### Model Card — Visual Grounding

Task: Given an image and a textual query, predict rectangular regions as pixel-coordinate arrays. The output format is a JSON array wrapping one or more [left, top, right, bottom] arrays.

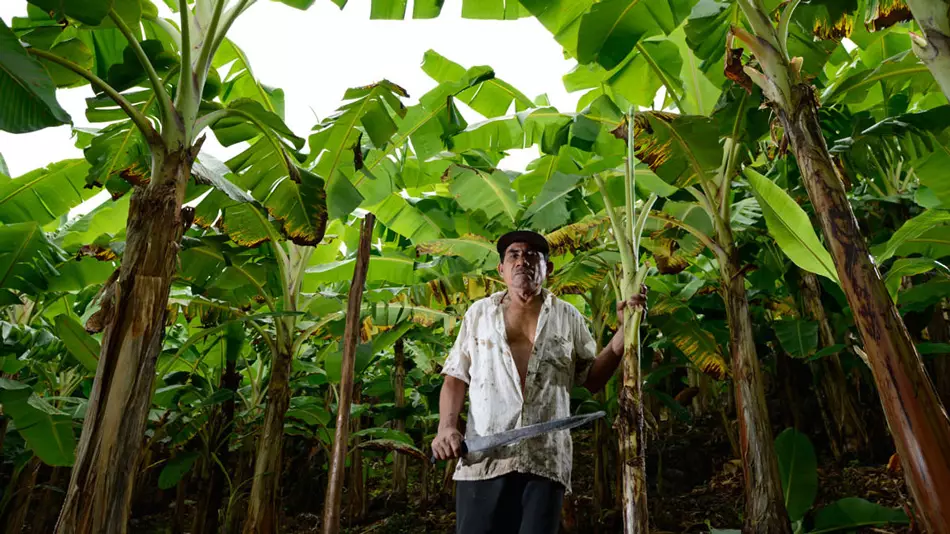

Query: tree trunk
[[1, 456, 40, 534], [171, 476, 188, 534], [592, 389, 611, 520], [347, 384, 366, 524], [928, 302, 950, 407], [392, 338, 407, 500], [721, 251, 791, 534], [242, 337, 294, 534], [55, 145, 196, 534], [617, 280, 648, 534], [800, 271, 869, 460], [906, 0, 950, 101], [30, 466, 67, 534], [194, 356, 240, 534], [225, 447, 253, 534], [778, 83, 950, 531], [322, 214, 375, 534]]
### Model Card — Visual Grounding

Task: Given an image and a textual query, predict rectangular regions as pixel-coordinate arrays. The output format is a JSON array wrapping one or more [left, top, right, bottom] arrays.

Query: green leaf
[[413, 0, 444, 18], [0, 19, 71, 133], [916, 143, 950, 207], [304, 253, 416, 288], [565, 38, 684, 109], [634, 111, 721, 188], [272, 0, 317, 8], [652, 297, 729, 380], [0, 377, 75, 466], [821, 50, 935, 105], [225, 139, 328, 246], [461, 0, 526, 19], [27, 0, 112, 26], [370, 0, 408, 18], [523, 172, 583, 231], [219, 203, 278, 248], [158, 451, 200, 490], [21, 29, 95, 88], [669, 27, 721, 115], [774, 428, 818, 522], [210, 98, 304, 149], [884, 258, 948, 302], [105, 39, 177, 93], [773, 319, 819, 358], [422, 50, 534, 117], [683, 0, 735, 86], [416, 235, 496, 266], [447, 166, 520, 222], [0, 222, 67, 293], [371, 194, 442, 244], [82, 120, 150, 196], [875, 209, 950, 263], [55, 315, 99, 372], [0, 159, 94, 225], [810, 497, 908, 533], [576, 0, 698, 70], [746, 168, 840, 284]]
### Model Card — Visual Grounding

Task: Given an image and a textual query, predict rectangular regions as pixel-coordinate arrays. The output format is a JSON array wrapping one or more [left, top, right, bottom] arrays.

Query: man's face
[[498, 242, 552, 293]]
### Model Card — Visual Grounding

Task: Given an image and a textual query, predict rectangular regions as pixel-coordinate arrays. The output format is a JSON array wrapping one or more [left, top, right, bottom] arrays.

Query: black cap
[[497, 230, 550, 259]]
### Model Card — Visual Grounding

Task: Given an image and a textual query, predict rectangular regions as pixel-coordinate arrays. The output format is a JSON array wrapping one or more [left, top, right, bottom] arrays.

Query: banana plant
[[0, 1, 333, 530], [906, 0, 950, 101], [729, 1, 950, 529]]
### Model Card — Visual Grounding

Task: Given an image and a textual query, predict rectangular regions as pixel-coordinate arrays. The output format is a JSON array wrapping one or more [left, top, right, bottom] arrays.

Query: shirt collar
[[489, 288, 553, 308]]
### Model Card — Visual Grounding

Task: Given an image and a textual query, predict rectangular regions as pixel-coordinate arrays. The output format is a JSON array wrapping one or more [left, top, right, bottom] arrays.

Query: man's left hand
[[609, 285, 648, 356]]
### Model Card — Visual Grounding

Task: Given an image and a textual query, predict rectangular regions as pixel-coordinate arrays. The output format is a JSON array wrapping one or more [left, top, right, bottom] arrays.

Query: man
[[431, 230, 646, 534]]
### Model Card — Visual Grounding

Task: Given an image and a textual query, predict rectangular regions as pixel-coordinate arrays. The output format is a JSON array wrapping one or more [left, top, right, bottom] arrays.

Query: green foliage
[[774, 428, 818, 521], [0, 19, 71, 133], [746, 168, 839, 284], [0, 377, 76, 466]]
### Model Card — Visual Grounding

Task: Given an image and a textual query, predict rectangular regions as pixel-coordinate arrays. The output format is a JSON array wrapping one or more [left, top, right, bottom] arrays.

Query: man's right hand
[[431, 427, 465, 460]]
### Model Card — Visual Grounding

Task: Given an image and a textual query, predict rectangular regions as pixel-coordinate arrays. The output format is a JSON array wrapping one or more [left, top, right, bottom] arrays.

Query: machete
[[430, 410, 606, 463]]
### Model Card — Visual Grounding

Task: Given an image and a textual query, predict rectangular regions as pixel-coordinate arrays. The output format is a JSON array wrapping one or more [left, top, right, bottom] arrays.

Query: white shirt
[[441, 289, 598, 493]]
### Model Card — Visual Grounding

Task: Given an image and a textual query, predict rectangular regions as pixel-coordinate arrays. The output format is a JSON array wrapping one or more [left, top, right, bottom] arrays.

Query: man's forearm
[[582, 344, 624, 393], [439, 375, 467, 430]]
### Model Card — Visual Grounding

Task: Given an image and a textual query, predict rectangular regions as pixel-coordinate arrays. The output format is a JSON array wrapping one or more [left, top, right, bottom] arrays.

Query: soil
[[117, 414, 914, 534]]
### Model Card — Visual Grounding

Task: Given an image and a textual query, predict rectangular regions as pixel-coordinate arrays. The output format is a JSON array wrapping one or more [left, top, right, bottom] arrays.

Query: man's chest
[[467, 305, 576, 400]]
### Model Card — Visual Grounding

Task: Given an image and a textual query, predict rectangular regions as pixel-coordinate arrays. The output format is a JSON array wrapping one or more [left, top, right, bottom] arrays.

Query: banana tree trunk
[[906, 0, 950, 101], [243, 336, 294, 534], [31, 466, 66, 533], [1, 456, 40, 534], [800, 271, 869, 460], [392, 337, 407, 499], [194, 356, 240, 534], [720, 250, 791, 534], [348, 383, 366, 523], [779, 83, 950, 531], [617, 278, 648, 534], [592, 389, 612, 519], [55, 145, 195, 534], [322, 214, 375, 534], [928, 302, 950, 407]]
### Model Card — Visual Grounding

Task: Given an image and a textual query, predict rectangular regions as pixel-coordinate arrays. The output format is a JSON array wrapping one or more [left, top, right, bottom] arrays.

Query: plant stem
[[108, 10, 175, 130], [26, 48, 161, 147]]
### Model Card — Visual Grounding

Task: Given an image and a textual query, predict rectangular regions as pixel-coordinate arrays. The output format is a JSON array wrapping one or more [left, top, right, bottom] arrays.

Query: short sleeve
[[441, 307, 474, 384], [571, 307, 598, 386]]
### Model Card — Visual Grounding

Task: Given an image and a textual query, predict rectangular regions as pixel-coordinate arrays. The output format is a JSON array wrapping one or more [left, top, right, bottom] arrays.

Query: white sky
[[0, 0, 581, 177]]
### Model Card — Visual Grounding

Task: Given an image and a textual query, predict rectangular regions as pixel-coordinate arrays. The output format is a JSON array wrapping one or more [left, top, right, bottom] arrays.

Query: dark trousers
[[456, 472, 565, 534]]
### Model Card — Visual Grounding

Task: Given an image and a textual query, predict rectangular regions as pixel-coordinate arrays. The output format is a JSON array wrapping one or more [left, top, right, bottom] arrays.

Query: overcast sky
[[0, 0, 582, 177]]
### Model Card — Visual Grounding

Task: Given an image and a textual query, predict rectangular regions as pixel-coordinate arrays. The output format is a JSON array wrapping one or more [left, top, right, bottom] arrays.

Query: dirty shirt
[[441, 289, 598, 493]]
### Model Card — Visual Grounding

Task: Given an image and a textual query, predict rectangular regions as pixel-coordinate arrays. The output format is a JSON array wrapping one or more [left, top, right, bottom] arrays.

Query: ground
[[117, 414, 913, 534]]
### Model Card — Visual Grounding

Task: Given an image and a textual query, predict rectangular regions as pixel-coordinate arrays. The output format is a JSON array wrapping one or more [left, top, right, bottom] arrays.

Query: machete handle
[[430, 441, 468, 464]]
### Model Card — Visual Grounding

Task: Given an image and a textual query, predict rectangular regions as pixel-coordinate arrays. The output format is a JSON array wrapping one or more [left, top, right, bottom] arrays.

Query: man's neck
[[504, 288, 543, 311]]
